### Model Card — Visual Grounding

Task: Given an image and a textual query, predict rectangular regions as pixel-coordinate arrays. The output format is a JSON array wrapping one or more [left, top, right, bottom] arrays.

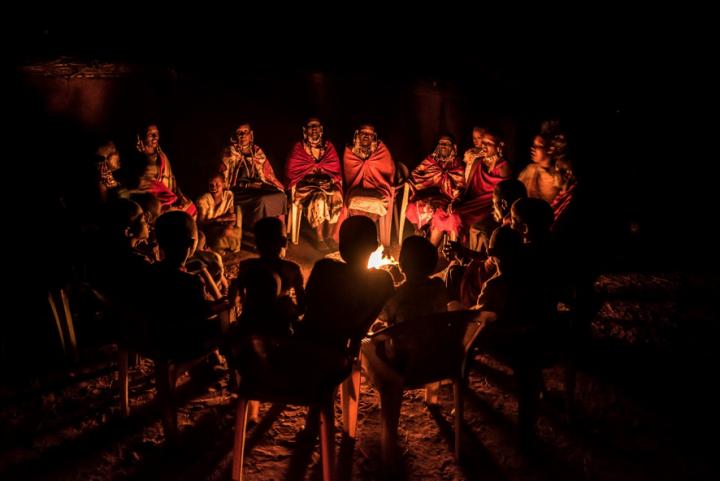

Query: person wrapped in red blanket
[[343, 124, 395, 220], [406, 134, 465, 246], [456, 127, 512, 251], [285, 118, 343, 251]]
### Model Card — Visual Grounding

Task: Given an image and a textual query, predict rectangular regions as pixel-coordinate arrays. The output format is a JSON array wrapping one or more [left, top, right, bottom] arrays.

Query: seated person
[[89, 198, 154, 341], [462, 126, 486, 182], [472, 224, 548, 441], [132, 123, 196, 215], [510, 197, 560, 332], [511, 197, 556, 261], [296, 216, 395, 350], [406, 134, 465, 246], [196, 173, 241, 253], [547, 156, 593, 309], [145, 211, 228, 359], [96, 140, 126, 202], [129, 191, 162, 261], [445, 179, 527, 307], [518, 120, 567, 203], [550, 156, 577, 230], [361, 235, 449, 401], [343, 124, 395, 220], [456, 127, 512, 250], [130, 192, 162, 225], [378, 235, 448, 328], [232, 263, 296, 337], [187, 231, 229, 298], [231, 217, 305, 319], [220, 123, 286, 228], [285, 117, 343, 251]]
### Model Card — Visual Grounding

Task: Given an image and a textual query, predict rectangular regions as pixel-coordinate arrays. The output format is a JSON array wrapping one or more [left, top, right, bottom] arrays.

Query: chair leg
[[289, 201, 302, 245], [453, 381, 463, 461], [379, 202, 393, 247], [59, 288, 78, 362], [398, 183, 409, 244], [248, 400, 260, 424], [393, 200, 400, 237], [385, 207, 392, 247], [232, 398, 250, 481], [119, 348, 130, 417], [319, 399, 335, 481], [235, 205, 243, 251], [287, 203, 294, 235], [155, 360, 178, 439], [340, 363, 361, 438], [48, 291, 67, 355], [424, 381, 440, 405], [379, 388, 402, 467], [293, 205, 303, 245]]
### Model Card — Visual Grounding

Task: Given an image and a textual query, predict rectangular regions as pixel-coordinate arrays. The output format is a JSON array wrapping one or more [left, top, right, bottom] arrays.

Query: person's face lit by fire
[[143, 125, 160, 153], [234, 124, 254, 149], [531, 135, 552, 168], [472, 128, 484, 149], [209, 176, 224, 195], [304, 118, 323, 143], [98, 141, 121, 171], [480, 133, 501, 158], [436, 136, 454, 159], [107, 151, 121, 171], [492, 191, 505, 223], [357, 125, 376, 149]]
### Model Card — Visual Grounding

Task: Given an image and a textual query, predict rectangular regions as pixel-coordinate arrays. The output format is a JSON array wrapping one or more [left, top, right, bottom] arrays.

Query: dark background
[[10, 14, 718, 276]]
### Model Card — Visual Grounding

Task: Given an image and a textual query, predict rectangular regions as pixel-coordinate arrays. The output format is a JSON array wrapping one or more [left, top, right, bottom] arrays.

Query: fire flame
[[367, 245, 397, 269]]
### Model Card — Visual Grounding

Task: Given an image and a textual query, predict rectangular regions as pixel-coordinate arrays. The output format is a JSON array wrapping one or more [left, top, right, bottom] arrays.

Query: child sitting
[[231, 217, 304, 334]]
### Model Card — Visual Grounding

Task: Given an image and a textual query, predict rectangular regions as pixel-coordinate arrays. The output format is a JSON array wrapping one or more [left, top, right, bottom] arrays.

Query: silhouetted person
[[285, 117, 343, 251], [445, 179, 527, 307], [231, 217, 303, 335], [147, 211, 225, 359], [361, 235, 449, 413], [378, 235, 448, 327], [298, 215, 394, 350]]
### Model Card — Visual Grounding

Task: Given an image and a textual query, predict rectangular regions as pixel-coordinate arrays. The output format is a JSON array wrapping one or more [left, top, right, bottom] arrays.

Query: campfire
[[367, 245, 397, 269]]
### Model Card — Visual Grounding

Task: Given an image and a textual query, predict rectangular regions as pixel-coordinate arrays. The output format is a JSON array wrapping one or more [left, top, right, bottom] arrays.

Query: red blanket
[[456, 160, 511, 226], [343, 142, 395, 200], [285, 141, 342, 190], [409, 155, 465, 200]]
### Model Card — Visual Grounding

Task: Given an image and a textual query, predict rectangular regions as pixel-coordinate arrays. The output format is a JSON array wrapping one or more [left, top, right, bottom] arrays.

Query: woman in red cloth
[[406, 134, 465, 246], [343, 124, 396, 221], [135, 123, 197, 216], [456, 127, 512, 248], [285, 118, 343, 250]]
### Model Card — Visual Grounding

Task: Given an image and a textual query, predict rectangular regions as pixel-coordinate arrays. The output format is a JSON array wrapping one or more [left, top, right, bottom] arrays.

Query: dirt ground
[[3, 241, 718, 481]]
